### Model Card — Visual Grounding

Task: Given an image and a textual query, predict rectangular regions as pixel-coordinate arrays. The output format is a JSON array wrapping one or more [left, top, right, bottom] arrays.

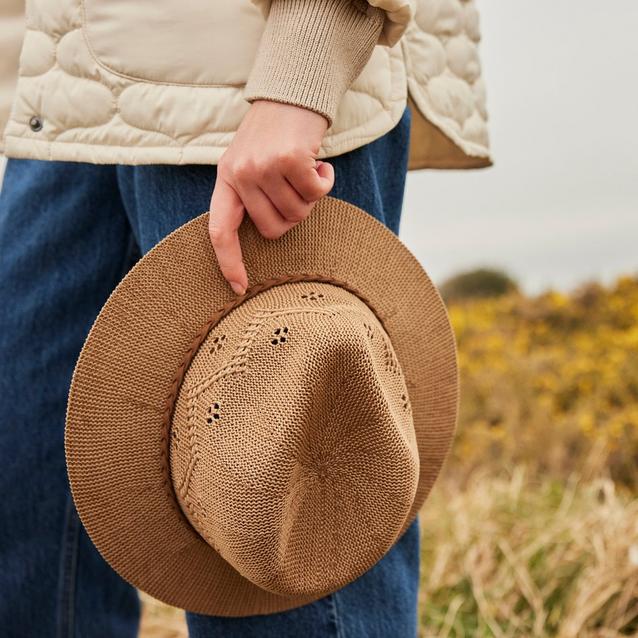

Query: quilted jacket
[[0, 0, 491, 171]]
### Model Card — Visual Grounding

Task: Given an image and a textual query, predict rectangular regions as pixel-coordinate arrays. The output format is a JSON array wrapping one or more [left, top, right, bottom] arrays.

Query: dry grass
[[139, 593, 186, 638], [419, 465, 638, 637]]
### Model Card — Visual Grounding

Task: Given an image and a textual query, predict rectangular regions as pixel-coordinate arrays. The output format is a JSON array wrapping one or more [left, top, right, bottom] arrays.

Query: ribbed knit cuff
[[243, 0, 385, 127]]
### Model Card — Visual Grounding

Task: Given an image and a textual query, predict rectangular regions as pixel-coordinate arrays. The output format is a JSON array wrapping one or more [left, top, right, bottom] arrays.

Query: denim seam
[[327, 593, 346, 638], [56, 496, 81, 638]]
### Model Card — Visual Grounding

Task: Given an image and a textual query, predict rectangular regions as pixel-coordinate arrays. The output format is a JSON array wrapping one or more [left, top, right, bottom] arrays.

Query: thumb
[[313, 160, 335, 195]]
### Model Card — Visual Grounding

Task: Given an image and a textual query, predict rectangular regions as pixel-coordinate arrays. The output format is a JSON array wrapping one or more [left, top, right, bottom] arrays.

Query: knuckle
[[216, 156, 233, 179], [208, 223, 227, 245], [253, 160, 271, 181], [276, 148, 301, 167], [232, 158, 256, 181]]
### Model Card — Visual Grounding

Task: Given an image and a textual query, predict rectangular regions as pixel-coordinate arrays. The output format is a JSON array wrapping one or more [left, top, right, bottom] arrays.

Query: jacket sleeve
[[244, 0, 413, 127]]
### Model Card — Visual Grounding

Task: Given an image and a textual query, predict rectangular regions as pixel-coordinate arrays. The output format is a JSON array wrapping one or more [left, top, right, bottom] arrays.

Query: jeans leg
[[117, 105, 416, 637], [328, 105, 412, 235], [0, 159, 141, 638], [328, 518, 420, 638]]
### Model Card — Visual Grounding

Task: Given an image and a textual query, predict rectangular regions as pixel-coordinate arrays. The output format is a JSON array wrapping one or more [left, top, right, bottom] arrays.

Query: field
[[140, 275, 638, 637]]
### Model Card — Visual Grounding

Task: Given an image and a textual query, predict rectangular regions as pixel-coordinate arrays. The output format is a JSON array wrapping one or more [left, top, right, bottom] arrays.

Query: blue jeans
[[0, 106, 418, 637]]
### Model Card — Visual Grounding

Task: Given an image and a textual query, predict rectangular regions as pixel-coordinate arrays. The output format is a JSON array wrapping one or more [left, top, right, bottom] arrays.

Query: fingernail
[[230, 281, 246, 296]]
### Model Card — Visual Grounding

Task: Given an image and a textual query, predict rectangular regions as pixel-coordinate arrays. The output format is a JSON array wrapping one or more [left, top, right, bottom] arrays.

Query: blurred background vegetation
[[140, 268, 638, 637]]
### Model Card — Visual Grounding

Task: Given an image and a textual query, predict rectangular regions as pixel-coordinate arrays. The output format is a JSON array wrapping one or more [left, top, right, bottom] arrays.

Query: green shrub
[[440, 268, 519, 302]]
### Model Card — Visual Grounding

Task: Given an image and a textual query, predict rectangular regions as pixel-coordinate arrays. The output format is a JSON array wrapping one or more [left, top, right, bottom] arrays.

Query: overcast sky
[[402, 0, 638, 293]]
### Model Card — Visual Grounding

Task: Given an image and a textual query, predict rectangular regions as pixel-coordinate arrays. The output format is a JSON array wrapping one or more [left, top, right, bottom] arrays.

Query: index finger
[[208, 178, 249, 295]]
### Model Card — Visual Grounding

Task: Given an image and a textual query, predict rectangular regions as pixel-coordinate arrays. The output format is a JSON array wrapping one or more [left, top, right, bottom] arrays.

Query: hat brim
[[65, 196, 458, 616]]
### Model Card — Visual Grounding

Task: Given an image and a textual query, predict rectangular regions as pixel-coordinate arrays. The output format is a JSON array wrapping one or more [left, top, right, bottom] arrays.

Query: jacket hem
[[406, 76, 490, 162], [2, 120, 403, 166]]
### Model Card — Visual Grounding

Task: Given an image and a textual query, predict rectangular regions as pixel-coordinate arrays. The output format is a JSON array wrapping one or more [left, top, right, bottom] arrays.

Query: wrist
[[250, 99, 330, 135]]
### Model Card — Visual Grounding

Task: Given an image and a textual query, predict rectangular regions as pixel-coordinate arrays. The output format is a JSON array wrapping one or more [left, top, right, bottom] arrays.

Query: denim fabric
[[0, 105, 419, 638]]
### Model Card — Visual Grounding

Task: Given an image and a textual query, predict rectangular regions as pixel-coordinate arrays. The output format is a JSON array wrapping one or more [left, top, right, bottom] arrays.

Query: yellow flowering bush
[[448, 275, 638, 488]]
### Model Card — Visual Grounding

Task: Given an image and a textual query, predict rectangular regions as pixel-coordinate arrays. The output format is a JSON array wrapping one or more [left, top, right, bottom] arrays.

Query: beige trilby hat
[[65, 196, 459, 616]]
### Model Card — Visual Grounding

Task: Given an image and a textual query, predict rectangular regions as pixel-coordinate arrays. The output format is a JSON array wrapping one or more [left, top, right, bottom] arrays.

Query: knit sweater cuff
[[243, 0, 385, 127]]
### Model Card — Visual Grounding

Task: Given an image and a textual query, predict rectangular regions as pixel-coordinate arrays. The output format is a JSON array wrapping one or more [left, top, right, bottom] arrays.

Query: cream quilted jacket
[[0, 0, 491, 170]]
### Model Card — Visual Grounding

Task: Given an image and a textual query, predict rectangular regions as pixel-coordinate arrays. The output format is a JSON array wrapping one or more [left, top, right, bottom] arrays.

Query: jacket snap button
[[29, 115, 43, 132]]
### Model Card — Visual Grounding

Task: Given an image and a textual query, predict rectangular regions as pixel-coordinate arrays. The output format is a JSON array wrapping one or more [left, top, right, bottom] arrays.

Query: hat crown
[[169, 282, 420, 597]]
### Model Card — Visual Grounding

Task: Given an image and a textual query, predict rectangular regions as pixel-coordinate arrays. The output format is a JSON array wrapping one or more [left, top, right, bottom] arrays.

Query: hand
[[209, 100, 335, 295]]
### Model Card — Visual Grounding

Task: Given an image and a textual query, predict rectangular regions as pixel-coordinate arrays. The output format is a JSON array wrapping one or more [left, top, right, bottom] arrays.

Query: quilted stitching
[[403, 0, 489, 155], [1, 0, 489, 164]]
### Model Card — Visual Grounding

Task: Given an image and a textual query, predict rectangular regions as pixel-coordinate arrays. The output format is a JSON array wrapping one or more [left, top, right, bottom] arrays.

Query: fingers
[[286, 158, 335, 203], [315, 161, 335, 192], [261, 173, 312, 223], [207, 101, 334, 294], [249, 157, 333, 227], [209, 159, 333, 296], [208, 179, 248, 296], [234, 171, 298, 239]]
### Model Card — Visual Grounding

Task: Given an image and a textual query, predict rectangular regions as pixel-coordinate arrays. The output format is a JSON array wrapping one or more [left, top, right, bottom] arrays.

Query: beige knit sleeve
[[243, 0, 388, 127]]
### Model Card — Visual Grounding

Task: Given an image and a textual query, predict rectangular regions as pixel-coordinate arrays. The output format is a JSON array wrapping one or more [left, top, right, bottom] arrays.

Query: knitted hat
[[65, 196, 459, 616]]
